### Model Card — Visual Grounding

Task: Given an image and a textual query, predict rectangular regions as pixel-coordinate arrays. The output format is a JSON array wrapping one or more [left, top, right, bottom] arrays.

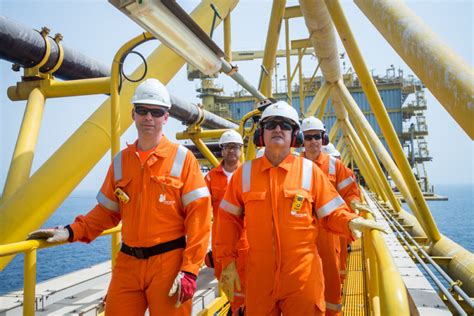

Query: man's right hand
[[220, 260, 241, 302], [27, 226, 69, 243]]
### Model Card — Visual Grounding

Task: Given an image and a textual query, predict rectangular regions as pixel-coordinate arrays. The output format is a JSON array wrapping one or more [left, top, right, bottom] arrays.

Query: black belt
[[120, 236, 186, 259]]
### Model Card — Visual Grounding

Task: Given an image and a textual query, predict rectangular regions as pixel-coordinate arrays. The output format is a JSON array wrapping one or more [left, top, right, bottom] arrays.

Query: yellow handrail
[[0, 225, 121, 316], [362, 210, 409, 315]]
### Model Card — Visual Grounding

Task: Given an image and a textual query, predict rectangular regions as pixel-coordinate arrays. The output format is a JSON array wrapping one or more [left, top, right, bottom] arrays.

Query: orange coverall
[[310, 152, 360, 315], [70, 137, 211, 315], [205, 162, 248, 313], [215, 154, 357, 315]]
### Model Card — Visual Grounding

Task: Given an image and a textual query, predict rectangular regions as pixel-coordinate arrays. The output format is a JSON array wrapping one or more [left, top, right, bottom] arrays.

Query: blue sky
[[1, 0, 473, 194]]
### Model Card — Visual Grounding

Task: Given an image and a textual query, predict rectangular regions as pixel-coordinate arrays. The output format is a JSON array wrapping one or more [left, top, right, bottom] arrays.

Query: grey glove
[[27, 226, 69, 242]]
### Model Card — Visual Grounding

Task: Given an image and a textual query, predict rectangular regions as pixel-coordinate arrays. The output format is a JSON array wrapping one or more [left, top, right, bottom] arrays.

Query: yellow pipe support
[[23, 249, 36, 316], [0, 0, 238, 271], [284, 17, 292, 102], [343, 120, 389, 202], [259, 0, 286, 97], [223, 14, 232, 62], [298, 49, 304, 115], [336, 81, 440, 241], [176, 129, 231, 140], [284, 5, 302, 19], [7, 77, 111, 101], [327, 1, 442, 240], [289, 46, 307, 84], [354, 0, 474, 139], [335, 134, 343, 152], [304, 82, 331, 117], [2, 88, 45, 200], [192, 137, 220, 168]]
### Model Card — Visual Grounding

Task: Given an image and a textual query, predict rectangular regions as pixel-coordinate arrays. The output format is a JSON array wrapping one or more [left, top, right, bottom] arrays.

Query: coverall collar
[[260, 152, 295, 172], [128, 135, 172, 158]]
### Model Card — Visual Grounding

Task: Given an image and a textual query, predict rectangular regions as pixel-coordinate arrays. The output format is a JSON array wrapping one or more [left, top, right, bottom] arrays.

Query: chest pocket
[[283, 189, 314, 227], [151, 175, 184, 216], [242, 191, 267, 227]]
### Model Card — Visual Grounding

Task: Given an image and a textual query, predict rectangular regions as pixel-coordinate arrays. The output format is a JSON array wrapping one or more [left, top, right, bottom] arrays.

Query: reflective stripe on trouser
[[317, 228, 342, 315], [325, 301, 342, 316], [105, 249, 190, 316]]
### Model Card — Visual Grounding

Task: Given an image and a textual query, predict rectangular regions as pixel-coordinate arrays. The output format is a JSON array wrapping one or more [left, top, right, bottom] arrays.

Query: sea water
[[0, 184, 472, 295]]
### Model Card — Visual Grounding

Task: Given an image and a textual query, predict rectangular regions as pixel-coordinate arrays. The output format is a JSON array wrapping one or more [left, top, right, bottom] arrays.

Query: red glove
[[168, 271, 197, 307]]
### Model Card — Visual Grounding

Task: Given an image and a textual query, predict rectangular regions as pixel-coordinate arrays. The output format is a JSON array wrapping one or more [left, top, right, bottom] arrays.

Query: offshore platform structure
[[0, 0, 473, 315]]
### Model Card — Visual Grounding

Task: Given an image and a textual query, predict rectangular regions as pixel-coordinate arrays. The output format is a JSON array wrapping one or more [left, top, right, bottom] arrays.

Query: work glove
[[220, 261, 241, 302], [348, 217, 387, 239], [27, 226, 69, 242], [350, 200, 373, 215], [168, 271, 197, 307]]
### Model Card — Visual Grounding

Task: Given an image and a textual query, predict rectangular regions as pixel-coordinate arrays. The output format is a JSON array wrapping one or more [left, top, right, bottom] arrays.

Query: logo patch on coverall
[[290, 194, 307, 218], [159, 194, 175, 205]]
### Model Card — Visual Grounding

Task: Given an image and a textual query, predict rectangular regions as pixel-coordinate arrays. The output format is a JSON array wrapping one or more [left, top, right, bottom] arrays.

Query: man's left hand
[[348, 217, 387, 239], [351, 200, 373, 215], [168, 271, 197, 307]]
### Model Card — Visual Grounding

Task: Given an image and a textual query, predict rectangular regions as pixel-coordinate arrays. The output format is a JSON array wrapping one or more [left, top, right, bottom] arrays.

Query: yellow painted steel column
[[285, 18, 292, 103], [337, 81, 440, 241], [328, 119, 339, 142], [304, 82, 331, 117], [326, 0, 442, 241], [2, 88, 45, 200], [0, 0, 239, 270], [192, 138, 220, 167], [298, 49, 304, 115], [354, 0, 474, 139], [23, 249, 37, 316], [345, 137, 377, 194], [224, 13, 232, 62]]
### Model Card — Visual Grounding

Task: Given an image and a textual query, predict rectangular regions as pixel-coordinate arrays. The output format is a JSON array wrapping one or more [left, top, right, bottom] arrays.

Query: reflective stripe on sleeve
[[337, 176, 355, 191], [113, 151, 122, 182], [316, 195, 345, 218], [220, 199, 243, 216], [97, 191, 120, 213], [170, 145, 188, 178], [326, 302, 342, 312], [181, 187, 210, 207], [242, 161, 252, 193], [329, 155, 336, 175], [301, 158, 312, 191]]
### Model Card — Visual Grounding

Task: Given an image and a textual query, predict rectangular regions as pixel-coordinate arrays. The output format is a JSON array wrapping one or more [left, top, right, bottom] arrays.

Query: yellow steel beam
[[328, 119, 339, 143], [176, 129, 231, 140], [224, 13, 232, 62], [355, 0, 474, 139], [259, 0, 286, 97], [192, 137, 219, 168], [304, 82, 331, 117], [291, 38, 312, 50], [336, 81, 440, 241], [298, 49, 304, 115], [285, 17, 292, 102], [232, 48, 314, 61], [23, 249, 36, 316], [289, 46, 307, 84], [2, 88, 45, 200], [0, 0, 239, 270], [284, 5, 302, 19], [326, 1, 441, 241], [7, 77, 111, 101]]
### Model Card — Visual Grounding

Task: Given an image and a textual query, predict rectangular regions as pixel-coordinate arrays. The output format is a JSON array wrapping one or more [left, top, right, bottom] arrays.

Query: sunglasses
[[263, 120, 294, 131], [134, 106, 167, 118], [304, 134, 323, 141]]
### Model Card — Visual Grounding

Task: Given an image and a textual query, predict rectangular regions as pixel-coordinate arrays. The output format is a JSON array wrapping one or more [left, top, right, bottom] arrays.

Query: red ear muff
[[322, 132, 329, 146], [253, 127, 265, 147], [291, 129, 304, 147]]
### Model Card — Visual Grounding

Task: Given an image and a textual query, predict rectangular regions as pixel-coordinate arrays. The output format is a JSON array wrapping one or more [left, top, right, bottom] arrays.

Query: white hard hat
[[301, 116, 325, 132], [260, 101, 300, 127], [132, 78, 172, 109], [219, 130, 243, 147], [255, 147, 265, 158], [322, 143, 341, 157]]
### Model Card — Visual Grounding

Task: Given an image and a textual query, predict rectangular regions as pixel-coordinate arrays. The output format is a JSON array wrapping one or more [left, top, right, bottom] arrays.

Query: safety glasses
[[304, 134, 322, 141], [134, 106, 167, 118], [263, 120, 293, 131], [222, 144, 242, 151]]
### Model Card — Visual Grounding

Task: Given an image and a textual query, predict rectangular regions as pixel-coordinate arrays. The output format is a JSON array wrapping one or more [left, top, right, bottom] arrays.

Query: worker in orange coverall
[[28, 79, 211, 316], [215, 101, 385, 315], [321, 142, 365, 284], [301, 117, 370, 315], [204, 129, 248, 315]]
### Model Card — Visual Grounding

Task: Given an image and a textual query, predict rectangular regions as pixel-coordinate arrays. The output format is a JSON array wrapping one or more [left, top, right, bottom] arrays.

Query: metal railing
[[0, 225, 121, 316]]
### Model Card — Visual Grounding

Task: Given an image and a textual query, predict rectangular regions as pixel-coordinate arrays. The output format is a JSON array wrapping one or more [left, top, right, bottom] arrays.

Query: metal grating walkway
[[342, 238, 367, 315]]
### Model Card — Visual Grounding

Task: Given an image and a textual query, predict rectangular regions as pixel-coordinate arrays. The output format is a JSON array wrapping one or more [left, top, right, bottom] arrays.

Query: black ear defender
[[253, 126, 265, 147], [322, 132, 329, 146]]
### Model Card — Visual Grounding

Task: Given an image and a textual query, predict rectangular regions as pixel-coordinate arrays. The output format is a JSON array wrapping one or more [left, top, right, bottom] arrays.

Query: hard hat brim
[[133, 100, 171, 109]]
